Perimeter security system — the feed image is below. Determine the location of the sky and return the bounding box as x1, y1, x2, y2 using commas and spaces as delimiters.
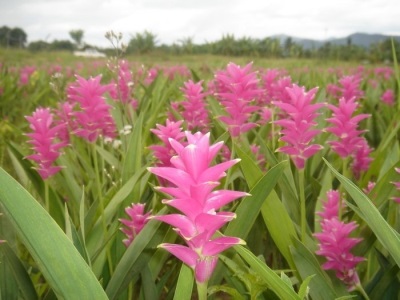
1, 0, 400, 47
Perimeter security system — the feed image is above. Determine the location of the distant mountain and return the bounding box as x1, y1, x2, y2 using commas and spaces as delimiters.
271, 32, 400, 49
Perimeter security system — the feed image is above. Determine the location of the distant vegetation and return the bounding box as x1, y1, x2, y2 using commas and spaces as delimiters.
1, 25, 400, 63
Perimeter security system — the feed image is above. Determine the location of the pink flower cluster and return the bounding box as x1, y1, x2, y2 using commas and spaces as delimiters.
119, 203, 152, 247
314, 190, 364, 290
273, 84, 324, 169
149, 119, 186, 168
214, 62, 262, 137
392, 168, 400, 204
148, 131, 247, 283
67, 75, 117, 143
326, 75, 364, 102
381, 89, 395, 106
25, 108, 67, 179
326, 97, 372, 177
109, 60, 138, 109
178, 80, 210, 132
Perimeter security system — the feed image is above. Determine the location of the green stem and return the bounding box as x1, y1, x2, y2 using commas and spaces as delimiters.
271, 109, 276, 151
298, 169, 306, 243
339, 157, 350, 220
355, 283, 370, 300
44, 180, 49, 212
91, 144, 113, 274
196, 281, 208, 300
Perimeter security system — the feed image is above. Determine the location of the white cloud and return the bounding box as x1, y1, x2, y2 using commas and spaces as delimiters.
1, 0, 400, 46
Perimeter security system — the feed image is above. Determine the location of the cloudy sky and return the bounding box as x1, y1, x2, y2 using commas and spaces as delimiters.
2, 0, 400, 47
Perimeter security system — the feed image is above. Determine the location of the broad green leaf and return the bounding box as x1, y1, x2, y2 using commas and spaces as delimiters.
297, 274, 314, 299
105, 208, 167, 300
235, 245, 300, 300
261, 190, 297, 269
290, 238, 347, 300
173, 263, 194, 300
225, 160, 287, 239
0, 167, 107, 299
324, 158, 400, 268
0, 243, 38, 300
121, 113, 143, 182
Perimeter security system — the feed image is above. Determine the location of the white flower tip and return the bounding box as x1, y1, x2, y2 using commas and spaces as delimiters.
238, 239, 246, 245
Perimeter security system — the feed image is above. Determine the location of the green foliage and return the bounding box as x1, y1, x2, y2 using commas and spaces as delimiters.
0, 50, 399, 299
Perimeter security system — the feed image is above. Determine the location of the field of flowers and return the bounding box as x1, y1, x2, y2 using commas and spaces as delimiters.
1, 39, 400, 300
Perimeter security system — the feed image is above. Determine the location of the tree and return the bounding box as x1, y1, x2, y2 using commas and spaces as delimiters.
69, 29, 84, 48
127, 31, 157, 54
28, 40, 50, 52
50, 40, 74, 51
0, 26, 27, 48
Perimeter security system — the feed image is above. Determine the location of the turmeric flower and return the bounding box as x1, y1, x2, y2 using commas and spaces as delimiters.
273, 84, 324, 169
119, 203, 152, 247
25, 108, 67, 179
215, 62, 262, 137
179, 80, 210, 132
314, 190, 364, 290
148, 131, 247, 283
67, 75, 116, 143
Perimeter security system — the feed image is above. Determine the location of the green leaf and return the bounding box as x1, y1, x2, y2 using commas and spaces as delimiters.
290, 239, 347, 300
173, 263, 194, 300
0, 243, 38, 300
235, 245, 300, 300
324, 158, 400, 268
121, 113, 143, 182
225, 160, 287, 239
261, 190, 297, 269
297, 274, 314, 299
105, 208, 167, 300
0, 167, 107, 299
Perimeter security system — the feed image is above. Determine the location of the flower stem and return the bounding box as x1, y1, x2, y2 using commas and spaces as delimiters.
196, 281, 208, 300
298, 168, 306, 243
44, 180, 49, 212
92, 144, 113, 274
355, 284, 370, 300
339, 157, 350, 220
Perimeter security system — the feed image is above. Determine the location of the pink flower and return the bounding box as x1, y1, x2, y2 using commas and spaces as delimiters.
391, 168, 400, 203
179, 80, 210, 132
326, 97, 370, 158
215, 62, 263, 137
25, 108, 67, 179
54, 102, 74, 144
149, 119, 186, 168
67, 75, 117, 143
119, 203, 152, 247
363, 181, 376, 195
317, 190, 341, 220
351, 138, 373, 179
273, 84, 324, 169
19, 66, 36, 86
144, 68, 158, 85
148, 132, 247, 283
314, 190, 364, 290
381, 89, 395, 106
109, 60, 137, 108
339, 75, 364, 102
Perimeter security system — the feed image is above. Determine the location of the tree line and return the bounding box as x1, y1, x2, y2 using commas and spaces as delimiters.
1, 26, 399, 62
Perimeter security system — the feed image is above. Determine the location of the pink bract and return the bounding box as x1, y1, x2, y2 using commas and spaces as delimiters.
274, 84, 324, 169
119, 203, 152, 247
148, 131, 247, 283
25, 107, 67, 179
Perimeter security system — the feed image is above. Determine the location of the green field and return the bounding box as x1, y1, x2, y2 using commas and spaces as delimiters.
0, 48, 399, 299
